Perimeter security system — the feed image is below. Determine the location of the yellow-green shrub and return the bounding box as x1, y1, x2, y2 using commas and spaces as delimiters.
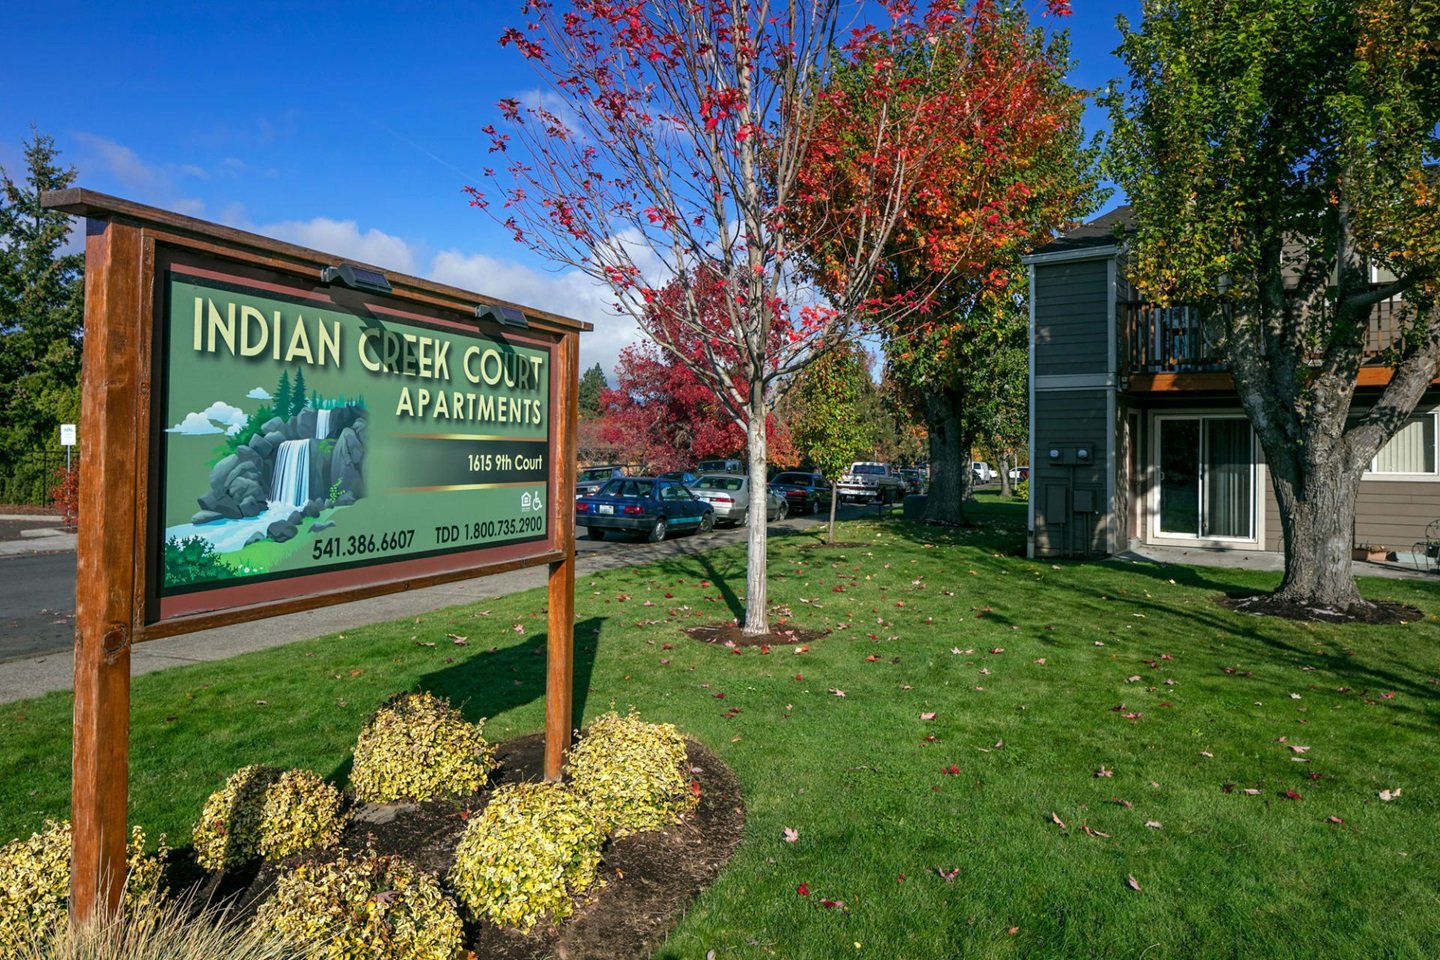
252, 849, 462, 960
565, 709, 697, 836
0, 819, 167, 953
349, 692, 497, 803
257, 769, 345, 861
447, 782, 605, 932
193, 764, 279, 871
193, 765, 343, 871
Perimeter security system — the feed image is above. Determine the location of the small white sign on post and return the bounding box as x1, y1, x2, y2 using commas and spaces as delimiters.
60, 424, 77, 447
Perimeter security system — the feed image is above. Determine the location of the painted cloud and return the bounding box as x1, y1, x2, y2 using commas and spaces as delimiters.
247, 387, 272, 400
167, 400, 249, 435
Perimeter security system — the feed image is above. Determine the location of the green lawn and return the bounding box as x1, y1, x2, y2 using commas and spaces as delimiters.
3, 492, 1438, 958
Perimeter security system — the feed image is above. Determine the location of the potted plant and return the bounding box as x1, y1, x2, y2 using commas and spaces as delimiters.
1352, 543, 1390, 562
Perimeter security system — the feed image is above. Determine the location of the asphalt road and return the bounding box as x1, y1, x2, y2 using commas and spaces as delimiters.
0, 552, 77, 663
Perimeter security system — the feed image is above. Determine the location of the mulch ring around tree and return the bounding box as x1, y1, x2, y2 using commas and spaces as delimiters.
204, 733, 744, 960
1217, 593, 1422, 625
687, 623, 829, 648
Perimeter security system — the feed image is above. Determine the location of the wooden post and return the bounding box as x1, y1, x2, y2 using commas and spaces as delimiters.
71, 217, 144, 921
545, 328, 579, 781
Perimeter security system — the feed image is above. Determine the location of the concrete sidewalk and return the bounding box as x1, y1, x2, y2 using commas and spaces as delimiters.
0, 514, 76, 556
0, 514, 828, 706
1115, 542, 1437, 581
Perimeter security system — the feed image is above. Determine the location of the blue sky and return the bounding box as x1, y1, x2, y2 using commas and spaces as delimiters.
3, 0, 1138, 378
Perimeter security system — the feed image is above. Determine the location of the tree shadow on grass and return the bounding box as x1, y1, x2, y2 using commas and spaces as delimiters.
1103, 558, 1440, 710
324, 617, 606, 788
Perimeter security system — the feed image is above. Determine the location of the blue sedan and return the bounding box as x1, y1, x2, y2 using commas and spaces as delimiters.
575, 477, 715, 542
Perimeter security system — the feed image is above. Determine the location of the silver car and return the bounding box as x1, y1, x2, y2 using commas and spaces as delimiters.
689, 473, 788, 526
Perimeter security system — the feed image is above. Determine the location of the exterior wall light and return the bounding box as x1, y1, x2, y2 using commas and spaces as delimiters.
320, 263, 392, 294
476, 303, 529, 329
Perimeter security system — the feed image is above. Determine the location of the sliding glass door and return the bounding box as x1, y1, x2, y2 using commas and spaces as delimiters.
1157, 417, 1254, 540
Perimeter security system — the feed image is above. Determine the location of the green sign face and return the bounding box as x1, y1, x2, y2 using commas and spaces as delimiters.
157, 262, 551, 608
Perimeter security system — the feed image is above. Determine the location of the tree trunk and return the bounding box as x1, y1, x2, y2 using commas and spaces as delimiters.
999, 453, 1012, 498
1267, 454, 1368, 611
743, 382, 769, 635
827, 483, 838, 545
920, 384, 972, 524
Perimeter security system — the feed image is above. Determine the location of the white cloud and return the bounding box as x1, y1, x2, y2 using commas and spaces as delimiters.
247, 387, 272, 400
166, 401, 248, 436
261, 217, 418, 274
426, 250, 644, 380
202, 401, 248, 434
166, 412, 224, 435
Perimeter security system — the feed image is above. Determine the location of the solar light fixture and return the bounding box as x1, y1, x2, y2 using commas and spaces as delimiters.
475, 303, 529, 329
320, 263, 392, 294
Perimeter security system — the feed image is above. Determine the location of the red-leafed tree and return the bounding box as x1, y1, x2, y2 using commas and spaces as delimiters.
792, 0, 1100, 524
600, 340, 795, 471
476, 0, 1073, 634
600, 267, 794, 471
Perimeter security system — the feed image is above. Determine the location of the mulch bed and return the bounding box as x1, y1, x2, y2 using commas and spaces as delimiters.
686, 623, 829, 648
1217, 594, 1422, 624
202, 733, 744, 960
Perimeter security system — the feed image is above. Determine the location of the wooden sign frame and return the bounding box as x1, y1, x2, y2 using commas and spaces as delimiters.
42, 189, 588, 921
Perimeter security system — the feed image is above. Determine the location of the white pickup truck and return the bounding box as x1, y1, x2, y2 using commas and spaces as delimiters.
837, 462, 907, 504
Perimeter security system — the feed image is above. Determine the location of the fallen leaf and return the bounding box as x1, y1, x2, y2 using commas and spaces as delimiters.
447, 633, 468, 645
691, 780, 702, 798
1081, 824, 1111, 838
1126, 675, 1142, 683
1126, 874, 1142, 892
1282, 790, 1303, 800
830, 688, 846, 697
797, 882, 810, 896
920, 711, 937, 720
1325, 816, 1345, 825
1050, 811, 1067, 829
821, 898, 845, 909
1379, 788, 1402, 801
1199, 751, 1214, 758
1095, 765, 1114, 778
783, 827, 799, 843
1144, 820, 1162, 829
935, 867, 960, 882
1008, 926, 1020, 935
1243, 788, 1262, 796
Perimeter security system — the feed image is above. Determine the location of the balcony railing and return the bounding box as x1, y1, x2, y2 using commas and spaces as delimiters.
1119, 292, 1417, 377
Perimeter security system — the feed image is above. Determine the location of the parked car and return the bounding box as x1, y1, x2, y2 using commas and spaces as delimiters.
576, 464, 626, 498
897, 468, 925, 495
695, 457, 744, 474
971, 461, 996, 483
837, 462, 907, 504
1008, 465, 1030, 482
770, 471, 831, 515
657, 470, 701, 488
575, 477, 714, 542
689, 473, 788, 526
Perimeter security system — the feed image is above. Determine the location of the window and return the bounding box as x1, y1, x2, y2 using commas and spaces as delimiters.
1369, 415, 1437, 476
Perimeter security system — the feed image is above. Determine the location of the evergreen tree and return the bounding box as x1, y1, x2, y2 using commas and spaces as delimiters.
0, 129, 84, 501
274, 371, 292, 422
577, 363, 607, 419
291, 368, 308, 419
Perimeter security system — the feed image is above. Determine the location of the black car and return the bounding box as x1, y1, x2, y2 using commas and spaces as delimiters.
769, 471, 830, 515
574, 477, 714, 542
